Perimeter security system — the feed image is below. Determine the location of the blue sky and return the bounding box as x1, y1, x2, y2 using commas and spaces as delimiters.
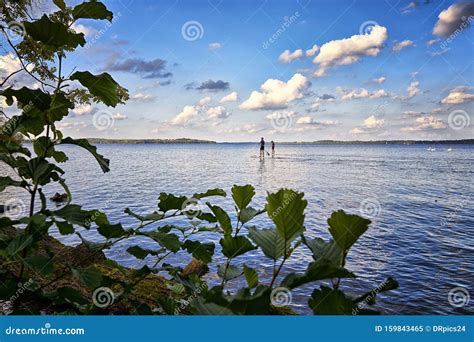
2, 0, 474, 141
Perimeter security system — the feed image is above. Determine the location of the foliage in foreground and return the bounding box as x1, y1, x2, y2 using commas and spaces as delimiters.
0, 0, 398, 315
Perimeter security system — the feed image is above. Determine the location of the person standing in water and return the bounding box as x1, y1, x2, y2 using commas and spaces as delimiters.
271, 140, 275, 157
260, 137, 265, 158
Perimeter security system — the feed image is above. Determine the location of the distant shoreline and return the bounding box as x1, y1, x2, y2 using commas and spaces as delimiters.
79, 138, 474, 145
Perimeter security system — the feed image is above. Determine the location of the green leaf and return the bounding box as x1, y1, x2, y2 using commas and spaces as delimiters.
0, 87, 52, 110
243, 265, 258, 288
0, 176, 25, 191
144, 231, 181, 253
72, 1, 113, 21
182, 240, 215, 264
55, 220, 74, 235
217, 264, 242, 281
51, 204, 95, 227
248, 227, 285, 260
207, 204, 232, 236
192, 300, 233, 315
53, 0, 66, 10
231, 184, 255, 210
6, 235, 33, 256
157, 297, 177, 315
267, 189, 307, 242
24, 255, 53, 276
304, 237, 342, 264
239, 207, 262, 224
59, 137, 110, 173
281, 259, 355, 290
73, 266, 102, 289
157, 192, 187, 212
309, 286, 358, 315
196, 212, 217, 223
327, 210, 371, 252
219, 235, 256, 258
192, 188, 226, 199
55, 287, 88, 305
70, 71, 123, 107
124, 208, 163, 221
48, 92, 73, 122
127, 246, 159, 259
97, 223, 127, 239
24, 15, 86, 49
354, 277, 399, 305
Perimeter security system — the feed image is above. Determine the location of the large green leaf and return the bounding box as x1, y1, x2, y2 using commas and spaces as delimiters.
70, 71, 123, 107
157, 193, 187, 213
55, 220, 74, 235
73, 266, 102, 289
207, 204, 232, 235
247, 226, 285, 260
217, 264, 242, 281
143, 231, 181, 253
0, 176, 25, 191
72, 1, 113, 21
231, 184, 255, 210
239, 207, 262, 224
192, 300, 233, 315
243, 264, 259, 288
327, 210, 371, 252
24, 15, 86, 49
353, 277, 399, 305
219, 235, 256, 258
182, 240, 215, 264
24, 255, 53, 276
0, 87, 51, 110
281, 259, 355, 290
97, 223, 127, 239
0, 113, 44, 137
309, 286, 358, 315
50, 204, 96, 227
59, 137, 110, 173
192, 188, 226, 199
48, 92, 73, 122
267, 189, 307, 242
304, 237, 342, 264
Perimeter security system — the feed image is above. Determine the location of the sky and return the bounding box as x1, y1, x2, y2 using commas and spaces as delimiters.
1, 0, 474, 141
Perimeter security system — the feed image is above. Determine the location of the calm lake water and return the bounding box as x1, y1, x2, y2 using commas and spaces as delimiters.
2, 143, 473, 314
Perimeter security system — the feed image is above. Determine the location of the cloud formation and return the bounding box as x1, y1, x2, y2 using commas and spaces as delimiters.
351, 115, 385, 134
392, 40, 415, 52
278, 49, 304, 63
371, 76, 386, 84
219, 92, 239, 103
239, 73, 311, 110
441, 86, 474, 104
401, 115, 446, 131
313, 25, 388, 77
208, 42, 222, 50
433, 2, 474, 37
338, 87, 388, 100
107, 58, 172, 79
196, 79, 230, 91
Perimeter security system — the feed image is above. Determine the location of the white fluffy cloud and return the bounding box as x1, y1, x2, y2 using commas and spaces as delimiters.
401, 115, 446, 131
338, 87, 388, 100
296, 116, 338, 126
219, 92, 238, 103
305, 45, 319, 57
72, 104, 93, 115
313, 25, 388, 77
239, 73, 310, 110
113, 113, 127, 120
208, 42, 222, 50
433, 3, 474, 37
351, 115, 384, 134
170, 96, 231, 125
207, 106, 230, 119
392, 40, 415, 52
170, 105, 199, 126
371, 76, 386, 84
130, 92, 156, 102
406, 80, 420, 99
441, 86, 474, 105
278, 49, 304, 63
71, 23, 98, 37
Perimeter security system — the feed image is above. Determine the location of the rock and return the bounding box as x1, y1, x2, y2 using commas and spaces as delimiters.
50, 192, 67, 202
182, 258, 209, 278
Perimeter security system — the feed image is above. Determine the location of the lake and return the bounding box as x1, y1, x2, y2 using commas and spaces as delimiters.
2, 143, 473, 314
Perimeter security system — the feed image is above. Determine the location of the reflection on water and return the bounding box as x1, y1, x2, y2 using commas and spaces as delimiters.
1, 143, 473, 314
